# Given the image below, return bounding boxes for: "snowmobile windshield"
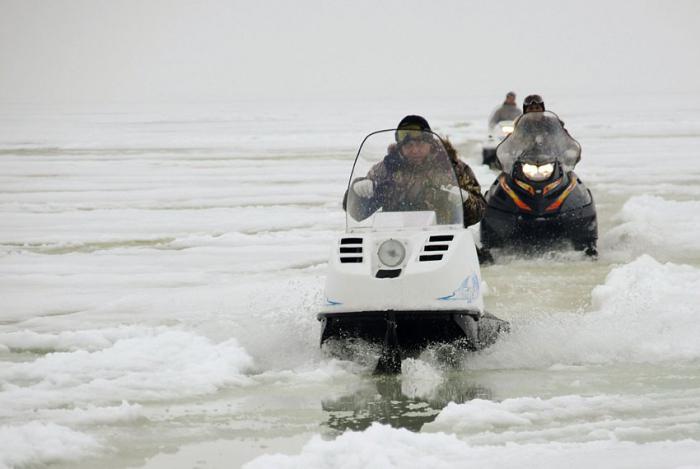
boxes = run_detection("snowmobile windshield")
[496,111,581,174]
[345,129,464,232]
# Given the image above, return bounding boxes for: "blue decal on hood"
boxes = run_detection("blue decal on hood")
[438,273,480,302]
[325,298,343,306]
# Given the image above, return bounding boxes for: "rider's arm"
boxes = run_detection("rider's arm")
[343,161,387,221]
[456,162,487,227]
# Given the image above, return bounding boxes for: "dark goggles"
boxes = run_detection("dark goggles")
[396,127,432,143]
[523,95,544,106]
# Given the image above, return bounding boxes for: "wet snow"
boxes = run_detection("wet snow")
[1,97,700,468]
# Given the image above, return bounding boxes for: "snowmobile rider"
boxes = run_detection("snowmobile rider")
[522,94,545,114]
[345,115,486,227]
[518,94,572,134]
[489,91,522,128]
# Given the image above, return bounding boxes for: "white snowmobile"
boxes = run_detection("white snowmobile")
[317,128,508,373]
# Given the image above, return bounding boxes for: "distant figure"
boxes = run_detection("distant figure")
[489,91,522,128]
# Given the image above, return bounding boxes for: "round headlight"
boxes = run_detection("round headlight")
[377,239,405,267]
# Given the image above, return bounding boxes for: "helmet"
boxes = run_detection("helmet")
[523,94,545,113]
[395,115,431,143]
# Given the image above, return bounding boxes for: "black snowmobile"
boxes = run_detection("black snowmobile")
[480,111,598,255]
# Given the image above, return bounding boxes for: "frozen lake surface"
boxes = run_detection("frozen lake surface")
[1,96,700,468]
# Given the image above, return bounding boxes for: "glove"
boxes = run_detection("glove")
[441,185,469,205]
[353,179,375,198]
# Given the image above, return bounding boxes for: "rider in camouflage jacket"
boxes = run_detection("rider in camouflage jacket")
[344,127,486,227]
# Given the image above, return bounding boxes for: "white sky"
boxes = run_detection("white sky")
[1,0,699,104]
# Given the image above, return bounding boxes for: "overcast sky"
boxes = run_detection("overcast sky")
[1,0,699,104]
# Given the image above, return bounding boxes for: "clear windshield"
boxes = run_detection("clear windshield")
[496,111,581,174]
[345,129,463,232]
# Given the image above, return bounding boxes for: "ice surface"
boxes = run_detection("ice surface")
[0,330,253,405]
[0,327,254,466]
[244,423,700,469]
[1,96,700,468]
[466,255,700,369]
[603,195,700,260]
[0,422,101,469]
[426,391,700,443]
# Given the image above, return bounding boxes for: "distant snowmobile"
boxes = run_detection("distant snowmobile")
[480,111,598,255]
[318,128,508,374]
[482,120,515,169]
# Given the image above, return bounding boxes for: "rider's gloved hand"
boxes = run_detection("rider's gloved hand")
[441,185,469,205]
[353,179,374,198]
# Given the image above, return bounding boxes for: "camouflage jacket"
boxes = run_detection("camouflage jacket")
[345,147,486,227]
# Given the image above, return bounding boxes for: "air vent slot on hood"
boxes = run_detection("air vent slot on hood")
[339,237,363,264]
[419,254,443,262]
[340,257,363,263]
[421,234,452,261]
[429,235,454,242]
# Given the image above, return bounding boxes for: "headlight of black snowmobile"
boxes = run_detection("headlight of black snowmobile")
[522,163,554,182]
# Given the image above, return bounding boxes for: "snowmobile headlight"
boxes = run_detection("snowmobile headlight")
[501,125,514,134]
[377,239,405,267]
[522,163,554,182]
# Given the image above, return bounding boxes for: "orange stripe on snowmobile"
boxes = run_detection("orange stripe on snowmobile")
[543,177,563,195]
[545,178,577,212]
[499,175,532,212]
[514,179,535,196]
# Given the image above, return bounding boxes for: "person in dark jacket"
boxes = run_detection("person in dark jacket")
[346,115,486,227]
[517,94,570,134]
[489,92,522,128]
[522,94,545,114]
